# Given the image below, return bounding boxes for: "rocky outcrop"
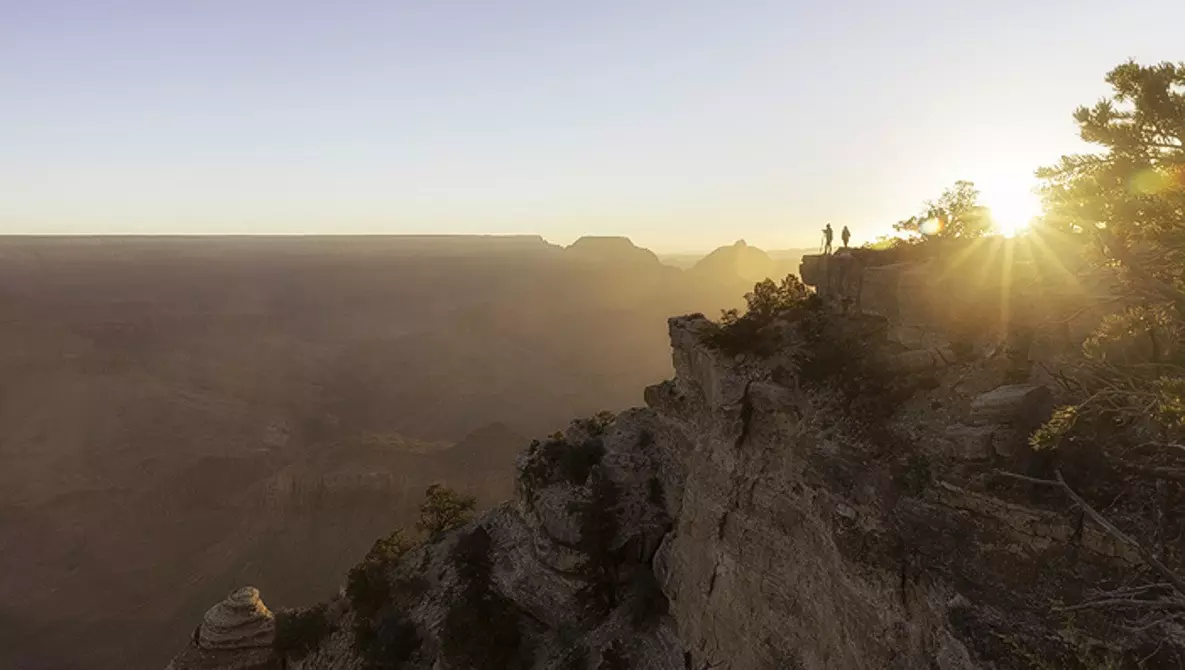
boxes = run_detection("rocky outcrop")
[166,588,279,670]
[171,255,1181,668]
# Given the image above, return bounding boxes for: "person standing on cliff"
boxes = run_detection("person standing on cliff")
[841,225,851,248]
[822,223,834,254]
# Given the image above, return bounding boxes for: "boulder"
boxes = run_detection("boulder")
[967,385,1053,429]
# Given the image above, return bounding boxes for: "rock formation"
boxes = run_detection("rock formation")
[565,236,663,267]
[166,587,279,670]
[688,239,779,284]
[170,244,1183,669]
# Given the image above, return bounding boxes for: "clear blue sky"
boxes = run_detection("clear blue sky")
[3,1,1183,251]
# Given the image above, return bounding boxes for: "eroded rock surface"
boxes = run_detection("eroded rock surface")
[166,587,279,670]
[170,251,1182,669]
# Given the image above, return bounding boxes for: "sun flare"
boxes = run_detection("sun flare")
[980,180,1042,238]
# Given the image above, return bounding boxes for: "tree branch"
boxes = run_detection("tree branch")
[1053,598,1185,612]
[1093,226,1185,315]
[1055,470,1185,597]
[993,469,1185,596]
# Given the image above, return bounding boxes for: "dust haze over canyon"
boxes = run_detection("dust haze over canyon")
[0,234,803,670]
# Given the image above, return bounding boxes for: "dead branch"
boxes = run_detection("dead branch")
[992,469,1185,597]
[1109,460,1185,483]
[1053,598,1185,612]
[1055,470,1185,597]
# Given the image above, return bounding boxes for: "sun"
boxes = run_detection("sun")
[980,181,1042,238]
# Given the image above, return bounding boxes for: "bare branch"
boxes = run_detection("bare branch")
[993,469,1185,596]
[992,470,1062,487]
[1053,598,1185,612]
[1055,470,1185,597]
[1109,460,1185,483]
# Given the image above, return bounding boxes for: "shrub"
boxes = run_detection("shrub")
[416,484,477,538]
[346,529,417,619]
[441,527,523,670]
[521,435,606,498]
[703,275,816,358]
[274,604,333,659]
[353,605,420,670]
[347,529,426,667]
[569,469,623,613]
[573,411,616,437]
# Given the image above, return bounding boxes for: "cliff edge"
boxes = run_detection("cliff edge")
[169,246,1183,669]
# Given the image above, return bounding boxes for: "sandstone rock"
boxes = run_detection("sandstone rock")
[967,384,1053,429]
[200,587,276,650]
[165,588,279,670]
[175,288,1174,668]
[859,263,907,320]
[668,314,761,409]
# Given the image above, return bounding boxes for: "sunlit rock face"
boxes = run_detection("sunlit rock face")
[165,588,278,670]
[800,235,1128,352]
[199,587,276,650]
[175,238,1176,668]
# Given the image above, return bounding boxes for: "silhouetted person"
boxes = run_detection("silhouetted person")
[822,223,834,254]
[841,225,851,248]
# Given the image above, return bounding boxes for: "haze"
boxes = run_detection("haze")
[5,0,1185,249]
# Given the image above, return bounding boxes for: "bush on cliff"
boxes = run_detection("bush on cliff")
[441,526,524,670]
[704,274,816,357]
[345,527,427,667]
[521,430,606,500]
[346,529,419,618]
[416,483,477,538]
[704,273,905,421]
[568,468,624,613]
[274,604,333,659]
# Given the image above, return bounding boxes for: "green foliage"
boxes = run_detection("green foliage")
[1157,376,1185,427]
[573,411,617,437]
[1083,305,1180,365]
[346,529,418,619]
[893,180,992,240]
[416,483,477,538]
[1029,405,1080,451]
[1039,61,1185,256]
[569,469,623,614]
[704,275,906,423]
[704,274,816,357]
[521,435,606,498]
[274,604,333,659]
[441,527,524,670]
[345,529,425,668]
[1033,59,1185,461]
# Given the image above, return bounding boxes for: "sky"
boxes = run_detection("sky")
[3,1,1184,252]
